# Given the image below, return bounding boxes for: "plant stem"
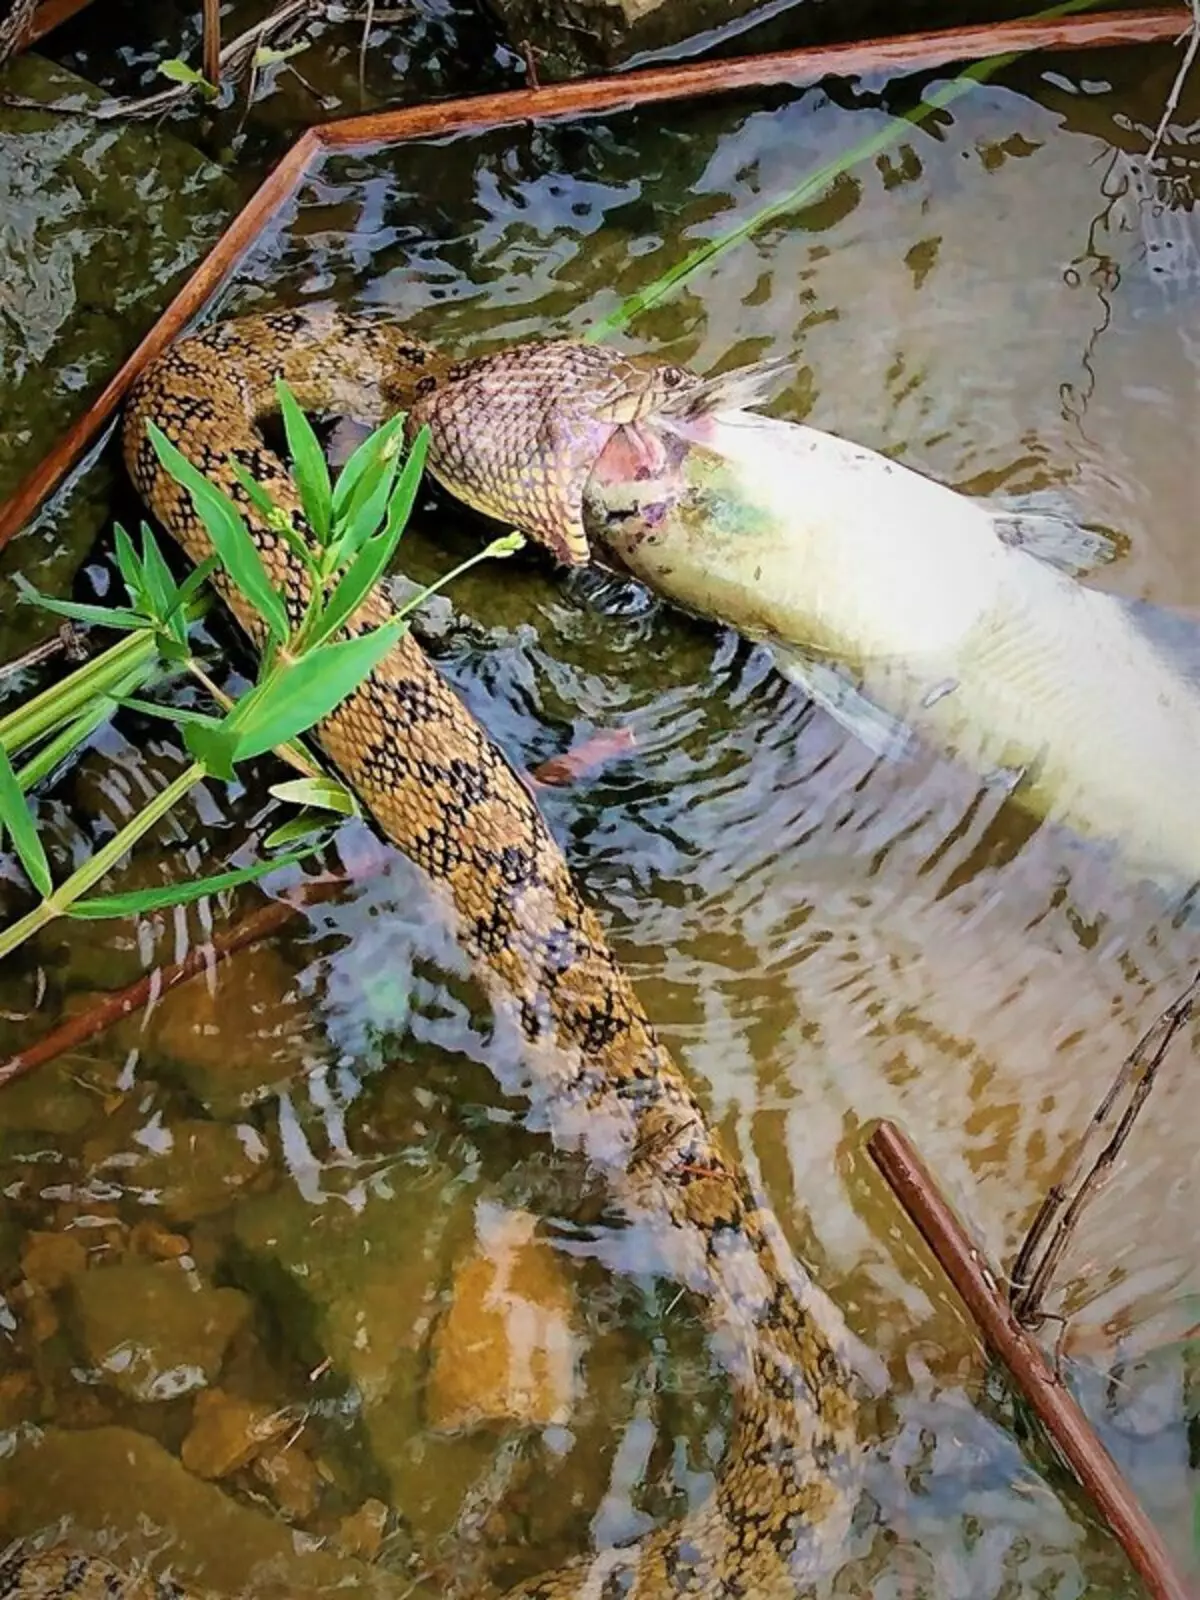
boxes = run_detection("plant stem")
[184,658,321,779]
[0,598,209,759]
[0,761,207,961]
[586,0,1100,340]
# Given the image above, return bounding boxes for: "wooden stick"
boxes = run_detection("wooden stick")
[314,8,1189,147]
[26,0,97,46]
[0,126,319,549]
[1010,968,1200,1325]
[0,0,39,63]
[202,0,222,91]
[0,894,304,1090]
[0,9,1188,547]
[867,1120,1195,1600]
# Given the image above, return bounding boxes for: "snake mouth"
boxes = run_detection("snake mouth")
[592,420,675,486]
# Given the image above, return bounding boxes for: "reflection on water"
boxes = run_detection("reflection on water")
[3,41,1200,1600]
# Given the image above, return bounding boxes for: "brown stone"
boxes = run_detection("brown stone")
[69,1260,252,1401]
[251,1443,324,1521]
[427,1204,581,1432]
[0,1371,37,1429]
[180,1388,290,1480]
[0,1426,398,1599]
[20,1230,87,1292]
[137,944,314,1117]
[85,1117,272,1221]
[129,1220,191,1260]
[335,1497,390,1561]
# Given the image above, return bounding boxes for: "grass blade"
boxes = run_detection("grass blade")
[0,741,52,897]
[113,524,149,610]
[269,775,357,815]
[67,847,317,919]
[585,0,1100,340]
[147,421,290,645]
[331,411,407,526]
[276,379,333,543]
[20,591,149,632]
[229,620,404,763]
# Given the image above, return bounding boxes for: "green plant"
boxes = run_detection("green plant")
[586,0,1102,340]
[0,385,523,959]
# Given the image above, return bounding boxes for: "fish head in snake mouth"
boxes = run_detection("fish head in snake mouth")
[406,339,789,567]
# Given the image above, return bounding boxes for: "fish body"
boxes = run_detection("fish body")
[584,408,1200,893]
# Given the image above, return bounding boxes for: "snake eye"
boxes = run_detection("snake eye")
[661,366,687,389]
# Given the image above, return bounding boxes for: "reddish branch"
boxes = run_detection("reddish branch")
[868,1120,1195,1600]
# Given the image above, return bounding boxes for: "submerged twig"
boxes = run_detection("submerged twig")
[0,725,632,1088]
[868,1120,1194,1600]
[0,0,313,120]
[202,0,223,90]
[0,624,88,684]
[1009,968,1200,1327]
[1147,0,1200,165]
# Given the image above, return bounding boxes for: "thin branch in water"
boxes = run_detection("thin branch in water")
[0,624,88,683]
[869,1119,1193,1600]
[1147,0,1200,165]
[0,0,314,121]
[357,0,374,99]
[203,0,222,89]
[1009,967,1200,1327]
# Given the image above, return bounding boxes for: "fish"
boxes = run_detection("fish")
[581,398,1200,895]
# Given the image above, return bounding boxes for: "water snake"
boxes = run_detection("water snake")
[7,308,863,1600]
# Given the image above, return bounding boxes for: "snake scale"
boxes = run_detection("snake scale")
[5,309,862,1600]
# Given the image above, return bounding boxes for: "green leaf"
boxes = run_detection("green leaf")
[253,41,309,69]
[269,775,358,816]
[20,592,150,632]
[275,380,332,543]
[382,423,429,543]
[228,620,404,763]
[309,523,403,648]
[263,814,339,851]
[158,56,208,86]
[113,524,149,611]
[331,413,406,526]
[147,422,289,645]
[183,719,238,782]
[67,848,317,919]
[310,425,429,646]
[228,458,284,524]
[118,696,229,729]
[331,414,408,551]
[0,742,52,898]
[140,525,179,624]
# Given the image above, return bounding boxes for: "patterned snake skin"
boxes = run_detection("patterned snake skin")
[8,309,862,1600]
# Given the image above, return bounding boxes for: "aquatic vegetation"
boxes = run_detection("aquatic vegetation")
[0,386,520,958]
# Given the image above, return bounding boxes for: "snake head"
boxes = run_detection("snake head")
[409,343,710,567]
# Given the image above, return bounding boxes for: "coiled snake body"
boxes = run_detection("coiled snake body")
[7,309,862,1600]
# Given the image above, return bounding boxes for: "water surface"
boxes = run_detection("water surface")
[3,40,1200,1600]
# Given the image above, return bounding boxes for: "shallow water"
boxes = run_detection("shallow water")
[3,38,1200,1600]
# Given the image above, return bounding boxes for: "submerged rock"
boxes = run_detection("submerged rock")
[251,1442,327,1522]
[0,1426,402,1598]
[20,1230,88,1293]
[180,1387,292,1480]
[84,1114,274,1220]
[135,945,318,1118]
[428,1203,581,1432]
[68,1260,252,1401]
